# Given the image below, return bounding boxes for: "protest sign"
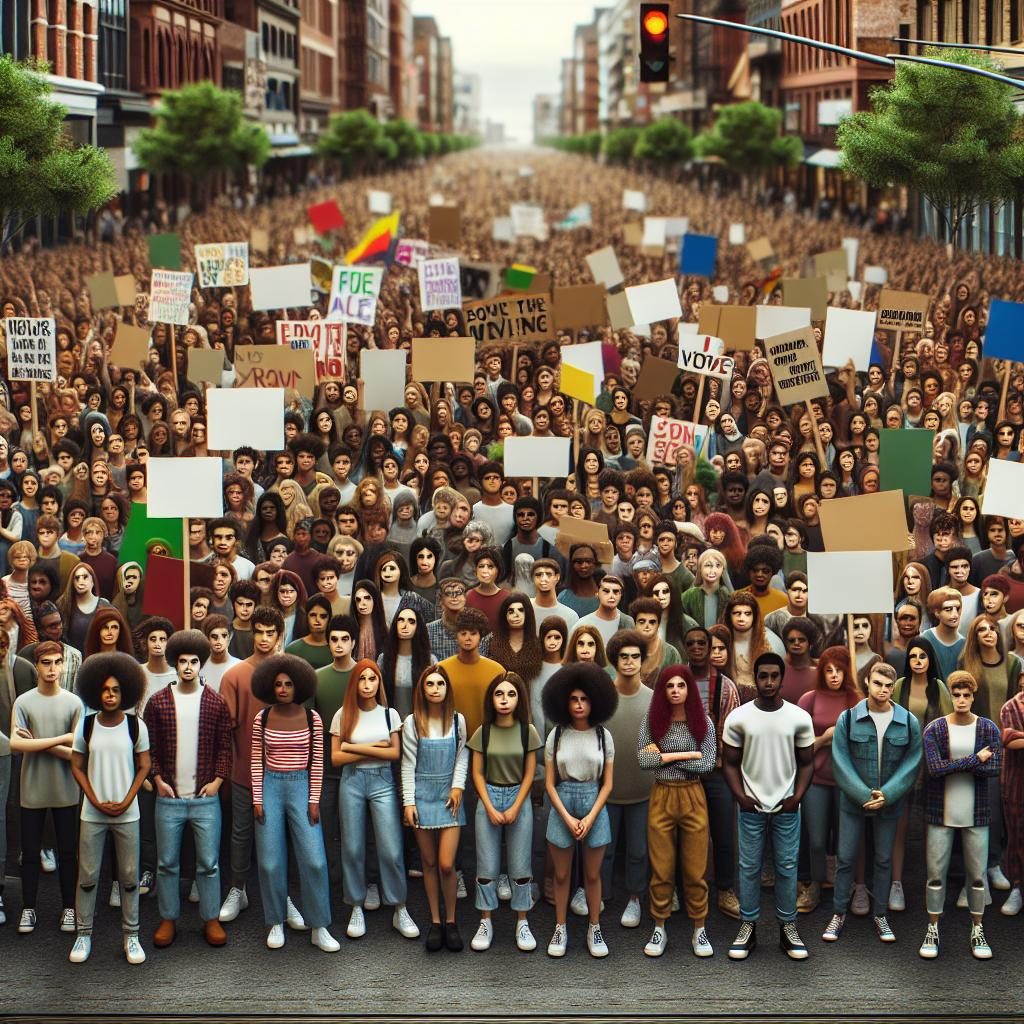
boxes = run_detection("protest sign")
[86,272,119,310]
[622,223,644,247]
[983,299,1024,361]
[643,217,667,250]
[429,205,461,246]
[276,320,345,381]
[781,277,828,320]
[864,266,889,285]
[699,304,757,352]
[249,264,311,312]
[586,246,624,289]
[819,492,912,552]
[411,337,475,383]
[148,269,193,325]
[876,289,930,331]
[626,279,682,324]
[504,437,571,478]
[555,517,614,565]
[842,237,859,278]
[463,294,552,344]
[678,234,718,277]
[114,275,136,307]
[552,285,607,330]
[646,415,708,466]
[327,266,383,325]
[560,342,605,404]
[234,344,316,399]
[823,307,877,371]
[307,199,345,234]
[813,249,849,293]
[878,429,933,495]
[147,458,224,518]
[360,350,407,411]
[763,326,828,406]
[808,552,895,615]
[368,190,392,215]
[677,335,734,378]
[310,259,332,294]
[981,459,1024,519]
[5,317,56,382]
[664,217,689,239]
[492,217,514,243]
[187,348,225,385]
[460,262,502,299]
[511,204,546,240]
[728,223,746,245]
[746,237,774,263]
[194,242,249,288]
[623,189,647,212]
[110,323,151,369]
[395,239,433,268]
[712,286,729,303]
[418,257,462,311]
[633,357,682,403]
[606,292,634,331]
[756,305,811,339]
[148,233,181,270]
[250,227,270,254]
[207,388,285,450]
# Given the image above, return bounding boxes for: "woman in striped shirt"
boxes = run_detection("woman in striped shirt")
[250,654,339,953]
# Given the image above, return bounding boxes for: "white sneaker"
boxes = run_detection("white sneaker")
[692,925,714,957]
[587,922,609,958]
[285,896,308,930]
[644,924,667,957]
[1002,887,1023,916]
[850,883,870,916]
[364,882,381,911]
[311,927,340,952]
[547,923,568,957]
[989,865,1012,891]
[347,906,366,939]
[59,908,76,933]
[40,849,57,874]
[124,934,146,964]
[570,887,589,916]
[393,905,419,939]
[108,883,121,909]
[218,886,248,922]
[470,918,493,951]
[515,919,537,951]
[919,921,940,959]
[620,896,642,928]
[970,921,992,959]
[456,870,467,899]
[266,924,285,949]
[18,908,36,934]
[888,881,906,912]
[497,873,512,901]
[69,935,91,963]
[187,881,199,904]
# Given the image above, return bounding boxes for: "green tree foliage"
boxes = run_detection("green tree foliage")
[633,117,694,166]
[837,48,1024,244]
[316,108,386,174]
[603,126,641,164]
[0,56,117,249]
[696,101,801,179]
[544,132,600,155]
[382,118,424,163]
[133,81,269,208]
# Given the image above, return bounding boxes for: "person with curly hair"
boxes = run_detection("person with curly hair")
[250,653,339,953]
[542,662,617,959]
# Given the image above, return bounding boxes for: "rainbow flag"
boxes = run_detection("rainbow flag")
[345,210,400,265]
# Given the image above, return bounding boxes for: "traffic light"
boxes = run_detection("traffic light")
[640,3,670,82]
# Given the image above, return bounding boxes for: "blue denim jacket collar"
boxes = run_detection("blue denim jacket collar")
[850,699,910,728]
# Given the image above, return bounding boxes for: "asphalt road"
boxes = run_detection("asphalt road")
[1,845,1018,1017]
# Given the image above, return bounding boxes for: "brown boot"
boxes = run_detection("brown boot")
[153,919,176,947]
[204,919,228,947]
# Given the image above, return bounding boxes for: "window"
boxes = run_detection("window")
[262,22,269,52]
[1,0,32,59]
[97,0,128,89]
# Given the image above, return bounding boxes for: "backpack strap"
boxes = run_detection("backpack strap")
[553,725,563,783]
[83,713,95,745]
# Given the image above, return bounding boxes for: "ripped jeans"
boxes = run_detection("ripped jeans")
[76,819,140,936]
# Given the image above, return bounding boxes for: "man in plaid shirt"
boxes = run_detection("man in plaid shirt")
[143,629,232,950]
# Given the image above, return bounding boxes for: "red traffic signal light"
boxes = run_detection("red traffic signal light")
[640,3,670,82]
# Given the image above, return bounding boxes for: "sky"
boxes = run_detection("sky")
[410,0,598,144]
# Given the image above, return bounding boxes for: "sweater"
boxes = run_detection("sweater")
[636,715,717,781]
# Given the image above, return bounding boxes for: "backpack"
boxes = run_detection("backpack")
[82,711,140,748]
[552,723,607,783]
[481,718,529,782]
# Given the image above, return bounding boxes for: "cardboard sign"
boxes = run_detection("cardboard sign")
[560,341,605,404]
[194,242,249,288]
[877,289,931,331]
[418,257,462,312]
[622,223,644,248]
[606,292,634,331]
[86,272,119,310]
[878,429,933,496]
[678,234,718,278]
[234,344,317,400]
[763,326,828,406]
[807,551,895,615]
[746,237,774,263]
[623,189,647,212]
[148,269,193,325]
[626,279,682,324]
[555,516,614,565]
[756,305,811,339]
[110,323,151,369]
[552,285,607,330]
[148,233,181,270]
[327,266,383,325]
[368,189,392,215]
[981,459,1024,519]
[249,264,311,311]
[823,307,877,371]
[503,437,571,478]
[276,320,345,381]
[250,227,270,254]
[813,249,849,293]
[307,199,345,234]
[5,317,56,382]
[429,205,461,246]
[147,457,224,518]
[492,217,514,243]
[699,304,757,352]
[510,204,546,240]
[646,415,708,466]
[187,347,225,385]
[463,294,552,344]
[677,335,734,378]
[411,337,475,383]
[819,491,912,552]
[360,350,407,411]
[207,388,285,450]
[781,278,829,321]
[633,356,682,403]
[983,299,1024,361]
[460,262,502,300]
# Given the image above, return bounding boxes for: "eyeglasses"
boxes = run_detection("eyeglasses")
[440,587,465,598]
[617,652,642,660]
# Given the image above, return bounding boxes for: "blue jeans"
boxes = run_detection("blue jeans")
[802,783,840,884]
[339,765,406,908]
[737,809,800,922]
[601,801,650,898]
[474,784,534,912]
[155,795,222,922]
[833,807,901,917]
[255,770,331,929]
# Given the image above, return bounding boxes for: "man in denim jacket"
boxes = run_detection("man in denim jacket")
[822,663,922,944]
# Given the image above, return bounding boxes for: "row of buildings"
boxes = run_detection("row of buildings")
[536,0,1024,256]
[1,0,477,200]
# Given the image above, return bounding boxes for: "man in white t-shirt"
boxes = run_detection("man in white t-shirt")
[722,652,814,962]
[530,559,579,634]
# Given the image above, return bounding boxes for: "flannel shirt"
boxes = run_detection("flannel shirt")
[922,715,1002,827]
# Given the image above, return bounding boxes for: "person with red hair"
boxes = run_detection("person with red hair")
[637,666,717,959]
[703,512,746,582]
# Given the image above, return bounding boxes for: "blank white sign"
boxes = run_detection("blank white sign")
[147,457,224,518]
[626,279,682,324]
[207,388,284,451]
[360,350,407,412]
[756,305,811,339]
[503,437,571,478]
[807,550,894,615]
[982,460,1024,520]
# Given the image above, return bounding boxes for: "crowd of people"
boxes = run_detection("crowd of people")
[1,149,1024,971]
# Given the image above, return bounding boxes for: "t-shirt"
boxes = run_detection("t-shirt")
[72,713,150,823]
[531,599,580,635]
[140,666,177,714]
[330,704,401,769]
[545,724,615,783]
[945,720,977,827]
[468,721,543,786]
[285,637,332,671]
[14,688,82,808]
[171,685,202,799]
[797,688,857,787]
[471,500,515,546]
[464,588,507,634]
[780,663,818,705]
[921,628,965,683]
[439,654,503,738]
[577,610,636,649]
[201,655,240,694]
[311,663,353,778]
[604,685,654,804]
[868,706,895,778]
[722,700,814,811]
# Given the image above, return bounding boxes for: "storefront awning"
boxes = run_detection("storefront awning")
[805,148,843,168]
[268,144,313,159]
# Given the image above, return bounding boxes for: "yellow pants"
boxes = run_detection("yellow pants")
[647,778,709,922]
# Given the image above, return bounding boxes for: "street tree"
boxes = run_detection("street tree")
[837,48,1024,245]
[317,109,387,175]
[133,81,269,209]
[603,126,641,165]
[696,101,802,192]
[0,56,117,250]
[633,117,694,169]
[383,119,424,164]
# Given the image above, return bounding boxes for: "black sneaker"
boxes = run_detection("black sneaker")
[425,923,444,952]
[780,921,809,960]
[728,921,756,960]
[444,921,464,952]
